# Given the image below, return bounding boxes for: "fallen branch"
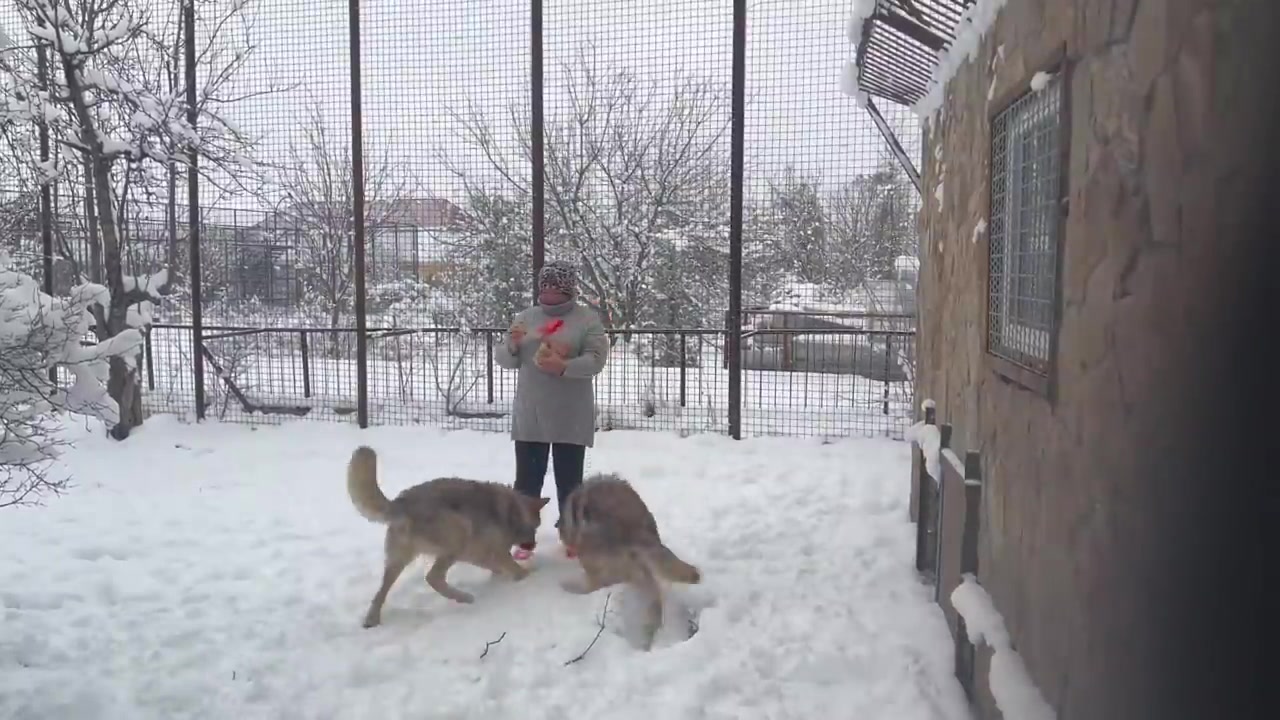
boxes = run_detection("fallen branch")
[564,593,612,666]
[480,631,507,660]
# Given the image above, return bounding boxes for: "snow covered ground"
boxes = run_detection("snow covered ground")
[0,417,969,720]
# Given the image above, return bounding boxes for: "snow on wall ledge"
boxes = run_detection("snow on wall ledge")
[837,0,1012,122]
[905,398,942,481]
[914,0,1010,122]
[838,0,878,107]
[951,574,1058,720]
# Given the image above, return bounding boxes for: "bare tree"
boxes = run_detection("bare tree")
[0,0,271,439]
[424,331,482,417]
[826,153,915,287]
[269,104,409,333]
[443,44,733,332]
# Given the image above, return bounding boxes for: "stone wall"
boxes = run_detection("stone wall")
[914,0,1271,717]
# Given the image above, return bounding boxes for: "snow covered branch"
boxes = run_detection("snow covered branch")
[1,251,143,506]
[3,0,268,183]
[1,0,276,439]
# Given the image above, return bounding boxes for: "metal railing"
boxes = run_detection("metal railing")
[140,316,915,439]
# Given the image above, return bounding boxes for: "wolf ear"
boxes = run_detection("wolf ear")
[534,497,551,509]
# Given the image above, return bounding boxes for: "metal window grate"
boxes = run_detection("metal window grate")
[987,73,1063,373]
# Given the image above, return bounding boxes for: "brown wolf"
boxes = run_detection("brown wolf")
[347,446,550,628]
[557,472,701,650]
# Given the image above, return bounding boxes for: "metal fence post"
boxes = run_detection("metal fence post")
[932,422,953,598]
[349,0,369,428]
[955,449,983,700]
[530,0,546,298]
[727,0,746,440]
[37,44,55,384]
[913,403,938,572]
[183,1,206,421]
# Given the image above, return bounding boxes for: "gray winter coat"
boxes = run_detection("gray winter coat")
[494,302,610,447]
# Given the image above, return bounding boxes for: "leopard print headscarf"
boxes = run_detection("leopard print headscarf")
[538,260,578,299]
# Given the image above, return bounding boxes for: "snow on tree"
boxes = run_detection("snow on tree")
[0,250,143,507]
[751,153,915,302]
[762,166,830,286]
[826,151,917,286]
[436,188,532,329]
[0,0,268,438]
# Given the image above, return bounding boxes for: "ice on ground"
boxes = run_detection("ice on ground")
[0,418,971,720]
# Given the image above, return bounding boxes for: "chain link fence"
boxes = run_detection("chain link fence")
[0,0,920,440]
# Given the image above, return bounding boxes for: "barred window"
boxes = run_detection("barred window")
[988,72,1064,375]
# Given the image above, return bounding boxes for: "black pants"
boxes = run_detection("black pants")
[513,441,585,547]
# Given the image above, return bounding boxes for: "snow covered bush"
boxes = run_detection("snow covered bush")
[0,252,143,507]
[1,0,267,439]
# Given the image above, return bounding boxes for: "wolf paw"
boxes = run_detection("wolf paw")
[452,591,476,604]
[361,613,381,628]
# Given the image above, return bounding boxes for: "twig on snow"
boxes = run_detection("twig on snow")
[480,631,507,660]
[564,593,612,666]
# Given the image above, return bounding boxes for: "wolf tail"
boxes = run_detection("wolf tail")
[347,446,393,524]
[644,543,701,585]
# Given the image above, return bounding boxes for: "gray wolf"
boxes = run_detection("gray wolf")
[347,446,549,628]
[557,472,701,650]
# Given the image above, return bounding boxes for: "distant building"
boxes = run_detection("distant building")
[236,197,467,304]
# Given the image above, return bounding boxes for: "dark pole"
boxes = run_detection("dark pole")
[864,95,923,195]
[530,0,545,302]
[183,2,205,420]
[37,45,55,383]
[349,0,369,428]
[727,0,746,440]
[167,30,179,273]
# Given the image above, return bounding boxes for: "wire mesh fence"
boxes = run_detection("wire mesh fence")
[0,0,921,441]
[742,0,921,437]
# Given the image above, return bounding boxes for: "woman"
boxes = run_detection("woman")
[494,260,610,560]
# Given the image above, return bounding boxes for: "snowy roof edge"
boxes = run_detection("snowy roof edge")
[843,0,1013,121]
